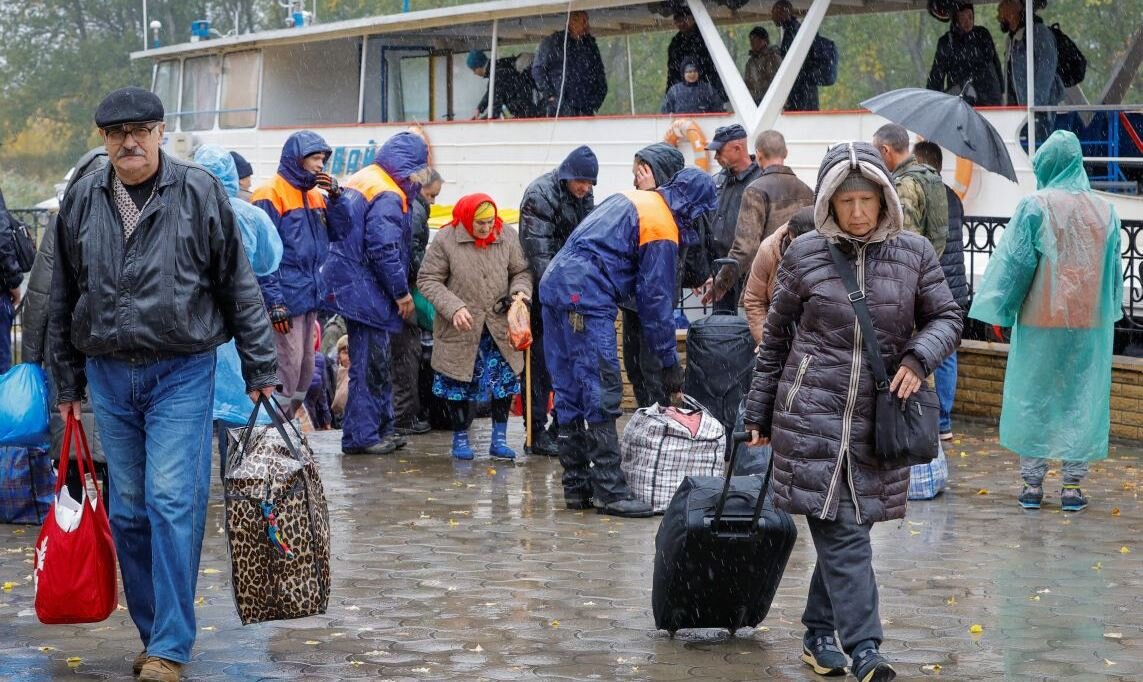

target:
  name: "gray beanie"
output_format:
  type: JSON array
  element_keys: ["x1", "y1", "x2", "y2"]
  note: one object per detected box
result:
[{"x1": 835, "y1": 171, "x2": 880, "y2": 195}]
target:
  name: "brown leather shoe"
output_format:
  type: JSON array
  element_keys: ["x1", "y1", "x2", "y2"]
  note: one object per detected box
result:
[
  {"x1": 132, "y1": 650, "x2": 148, "y2": 676},
  {"x1": 137, "y1": 657, "x2": 182, "y2": 682}
]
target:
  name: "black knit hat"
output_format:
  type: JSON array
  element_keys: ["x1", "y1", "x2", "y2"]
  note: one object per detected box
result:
[
  {"x1": 230, "y1": 151, "x2": 253, "y2": 179},
  {"x1": 94, "y1": 87, "x2": 164, "y2": 128}
]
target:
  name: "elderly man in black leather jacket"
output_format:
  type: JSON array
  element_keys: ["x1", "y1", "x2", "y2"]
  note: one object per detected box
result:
[
  {"x1": 49, "y1": 88, "x2": 277, "y2": 682},
  {"x1": 518, "y1": 146, "x2": 596, "y2": 456}
]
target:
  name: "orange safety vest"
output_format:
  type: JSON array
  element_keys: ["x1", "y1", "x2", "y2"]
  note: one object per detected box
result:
[
  {"x1": 621, "y1": 190, "x2": 679, "y2": 247},
  {"x1": 250, "y1": 175, "x2": 327, "y2": 215},
  {"x1": 345, "y1": 164, "x2": 408, "y2": 212}
]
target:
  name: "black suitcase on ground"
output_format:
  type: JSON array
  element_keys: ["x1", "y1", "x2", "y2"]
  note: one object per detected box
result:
[
  {"x1": 652, "y1": 433, "x2": 797, "y2": 636},
  {"x1": 683, "y1": 311, "x2": 755, "y2": 436}
]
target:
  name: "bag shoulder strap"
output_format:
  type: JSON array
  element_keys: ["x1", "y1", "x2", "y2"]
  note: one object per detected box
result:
[{"x1": 826, "y1": 242, "x2": 890, "y2": 389}]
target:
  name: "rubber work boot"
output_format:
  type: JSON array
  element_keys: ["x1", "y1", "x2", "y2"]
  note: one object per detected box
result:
[
  {"x1": 587, "y1": 420, "x2": 652, "y2": 518},
  {"x1": 342, "y1": 441, "x2": 396, "y2": 456},
  {"x1": 558, "y1": 424, "x2": 593, "y2": 509},
  {"x1": 450, "y1": 431, "x2": 474, "y2": 460},
  {"x1": 800, "y1": 631, "x2": 847, "y2": 676},
  {"x1": 1018, "y1": 484, "x2": 1043, "y2": 510},
  {"x1": 851, "y1": 647, "x2": 896, "y2": 682},
  {"x1": 137, "y1": 657, "x2": 183, "y2": 682},
  {"x1": 1060, "y1": 485, "x2": 1088, "y2": 512},
  {"x1": 528, "y1": 427, "x2": 561, "y2": 457},
  {"x1": 489, "y1": 421, "x2": 516, "y2": 460}
]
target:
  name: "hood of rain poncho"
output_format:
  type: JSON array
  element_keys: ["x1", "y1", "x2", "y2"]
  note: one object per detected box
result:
[
  {"x1": 813, "y1": 141, "x2": 903, "y2": 244},
  {"x1": 635, "y1": 143, "x2": 685, "y2": 188},
  {"x1": 1033, "y1": 130, "x2": 1091, "y2": 193},
  {"x1": 373, "y1": 132, "x2": 429, "y2": 196},
  {"x1": 655, "y1": 167, "x2": 718, "y2": 227},
  {"x1": 277, "y1": 130, "x2": 331, "y2": 191},
  {"x1": 195, "y1": 144, "x2": 283, "y2": 277},
  {"x1": 968, "y1": 128, "x2": 1122, "y2": 462}
]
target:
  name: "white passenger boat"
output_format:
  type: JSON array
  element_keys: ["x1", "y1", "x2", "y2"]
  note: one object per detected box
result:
[{"x1": 133, "y1": 0, "x2": 1141, "y2": 222}]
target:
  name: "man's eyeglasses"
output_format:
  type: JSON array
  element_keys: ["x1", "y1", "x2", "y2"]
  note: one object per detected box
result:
[{"x1": 102, "y1": 122, "x2": 161, "y2": 145}]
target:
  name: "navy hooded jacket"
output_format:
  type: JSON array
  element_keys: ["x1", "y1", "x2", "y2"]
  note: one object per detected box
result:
[
  {"x1": 322, "y1": 132, "x2": 428, "y2": 331},
  {"x1": 252, "y1": 131, "x2": 336, "y2": 316},
  {"x1": 539, "y1": 168, "x2": 717, "y2": 367}
]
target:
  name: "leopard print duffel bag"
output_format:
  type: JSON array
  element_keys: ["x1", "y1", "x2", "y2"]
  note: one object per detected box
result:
[{"x1": 223, "y1": 398, "x2": 331, "y2": 625}]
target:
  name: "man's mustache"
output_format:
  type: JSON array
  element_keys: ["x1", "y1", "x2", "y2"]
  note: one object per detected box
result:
[{"x1": 117, "y1": 149, "x2": 147, "y2": 159}]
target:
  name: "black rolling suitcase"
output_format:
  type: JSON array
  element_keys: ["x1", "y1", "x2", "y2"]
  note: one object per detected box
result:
[{"x1": 652, "y1": 432, "x2": 796, "y2": 636}]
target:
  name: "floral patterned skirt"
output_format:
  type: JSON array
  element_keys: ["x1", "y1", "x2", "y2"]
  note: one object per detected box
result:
[{"x1": 432, "y1": 329, "x2": 520, "y2": 402}]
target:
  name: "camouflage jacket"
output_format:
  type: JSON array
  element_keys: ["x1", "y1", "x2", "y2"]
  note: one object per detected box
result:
[{"x1": 893, "y1": 156, "x2": 948, "y2": 257}]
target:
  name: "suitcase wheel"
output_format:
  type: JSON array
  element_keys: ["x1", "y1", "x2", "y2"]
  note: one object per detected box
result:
[{"x1": 667, "y1": 629, "x2": 677, "y2": 638}]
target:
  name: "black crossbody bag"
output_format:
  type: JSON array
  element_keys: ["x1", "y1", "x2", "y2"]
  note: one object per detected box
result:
[{"x1": 828, "y1": 242, "x2": 939, "y2": 470}]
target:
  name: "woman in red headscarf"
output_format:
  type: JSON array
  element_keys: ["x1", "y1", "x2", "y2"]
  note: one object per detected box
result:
[{"x1": 417, "y1": 194, "x2": 533, "y2": 460}]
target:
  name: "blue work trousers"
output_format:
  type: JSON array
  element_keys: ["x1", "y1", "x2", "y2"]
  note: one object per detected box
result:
[
  {"x1": 541, "y1": 307, "x2": 623, "y2": 427},
  {"x1": 342, "y1": 319, "x2": 394, "y2": 449},
  {"x1": 85, "y1": 351, "x2": 216, "y2": 664},
  {"x1": 934, "y1": 352, "x2": 958, "y2": 433}
]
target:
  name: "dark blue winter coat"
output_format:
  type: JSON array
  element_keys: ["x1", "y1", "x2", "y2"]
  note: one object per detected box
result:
[
  {"x1": 321, "y1": 132, "x2": 428, "y2": 332},
  {"x1": 539, "y1": 168, "x2": 717, "y2": 368},
  {"x1": 252, "y1": 131, "x2": 335, "y2": 316}
]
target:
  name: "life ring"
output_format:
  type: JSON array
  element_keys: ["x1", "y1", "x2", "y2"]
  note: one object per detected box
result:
[
  {"x1": 664, "y1": 118, "x2": 711, "y2": 172},
  {"x1": 406, "y1": 124, "x2": 433, "y2": 167},
  {"x1": 951, "y1": 155, "x2": 974, "y2": 200}
]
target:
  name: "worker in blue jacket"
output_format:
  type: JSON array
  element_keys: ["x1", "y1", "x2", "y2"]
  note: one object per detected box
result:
[
  {"x1": 252, "y1": 130, "x2": 342, "y2": 416},
  {"x1": 539, "y1": 167, "x2": 717, "y2": 517},
  {"x1": 322, "y1": 132, "x2": 429, "y2": 456}
]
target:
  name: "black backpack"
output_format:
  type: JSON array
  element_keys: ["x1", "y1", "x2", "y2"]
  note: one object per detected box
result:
[
  {"x1": 804, "y1": 35, "x2": 839, "y2": 87},
  {"x1": 2, "y1": 214, "x2": 36, "y2": 273},
  {"x1": 1050, "y1": 22, "x2": 1086, "y2": 88}
]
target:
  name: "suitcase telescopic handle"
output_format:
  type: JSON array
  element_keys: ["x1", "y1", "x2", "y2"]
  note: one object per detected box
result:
[{"x1": 713, "y1": 432, "x2": 775, "y2": 536}]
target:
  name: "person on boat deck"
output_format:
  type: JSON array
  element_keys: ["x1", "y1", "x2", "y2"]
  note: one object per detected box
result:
[
  {"x1": 665, "y1": 9, "x2": 725, "y2": 101},
  {"x1": 660, "y1": 59, "x2": 725, "y2": 115},
  {"x1": 417, "y1": 195, "x2": 532, "y2": 460},
  {"x1": 518, "y1": 146, "x2": 597, "y2": 457},
  {"x1": 969, "y1": 131, "x2": 1122, "y2": 514},
  {"x1": 771, "y1": 0, "x2": 820, "y2": 111},
  {"x1": 466, "y1": 49, "x2": 541, "y2": 119},
  {"x1": 539, "y1": 167, "x2": 717, "y2": 518},
  {"x1": 925, "y1": 2, "x2": 1004, "y2": 105},
  {"x1": 745, "y1": 26, "x2": 783, "y2": 104},
  {"x1": 532, "y1": 11, "x2": 607, "y2": 117},
  {"x1": 997, "y1": 0, "x2": 1064, "y2": 107},
  {"x1": 251, "y1": 131, "x2": 343, "y2": 418},
  {"x1": 322, "y1": 132, "x2": 429, "y2": 456}
]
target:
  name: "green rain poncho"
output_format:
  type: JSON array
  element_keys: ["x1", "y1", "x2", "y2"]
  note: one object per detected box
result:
[{"x1": 969, "y1": 131, "x2": 1123, "y2": 462}]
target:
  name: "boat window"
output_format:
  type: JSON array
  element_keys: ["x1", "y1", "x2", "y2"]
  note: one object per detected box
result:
[
  {"x1": 180, "y1": 55, "x2": 220, "y2": 131},
  {"x1": 152, "y1": 60, "x2": 181, "y2": 128},
  {"x1": 261, "y1": 39, "x2": 360, "y2": 127},
  {"x1": 220, "y1": 51, "x2": 261, "y2": 129}
]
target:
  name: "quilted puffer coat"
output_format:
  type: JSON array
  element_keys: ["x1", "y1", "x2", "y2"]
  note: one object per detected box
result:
[{"x1": 744, "y1": 142, "x2": 963, "y2": 524}]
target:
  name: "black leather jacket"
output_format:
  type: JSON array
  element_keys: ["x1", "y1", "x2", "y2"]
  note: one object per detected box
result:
[
  {"x1": 518, "y1": 169, "x2": 594, "y2": 282},
  {"x1": 49, "y1": 152, "x2": 278, "y2": 403}
]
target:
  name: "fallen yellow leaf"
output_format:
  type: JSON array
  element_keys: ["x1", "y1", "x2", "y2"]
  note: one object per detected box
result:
[
  {"x1": 448, "y1": 518, "x2": 459, "y2": 527},
  {"x1": 304, "y1": 640, "x2": 320, "y2": 645},
  {"x1": 969, "y1": 624, "x2": 983, "y2": 634},
  {"x1": 1105, "y1": 659, "x2": 1117, "y2": 666},
  {"x1": 921, "y1": 664, "x2": 942, "y2": 672},
  {"x1": 194, "y1": 597, "x2": 206, "y2": 606},
  {"x1": 66, "y1": 657, "x2": 82, "y2": 667},
  {"x1": 1120, "y1": 546, "x2": 1131, "y2": 554},
  {"x1": 1, "y1": 582, "x2": 15, "y2": 591},
  {"x1": 550, "y1": 620, "x2": 559, "y2": 628},
  {"x1": 201, "y1": 568, "x2": 221, "y2": 575},
  {"x1": 1104, "y1": 632, "x2": 1123, "y2": 639},
  {"x1": 946, "y1": 596, "x2": 957, "y2": 606},
  {"x1": 1111, "y1": 507, "x2": 1121, "y2": 516},
  {"x1": 1092, "y1": 562, "x2": 1103, "y2": 571},
  {"x1": 38, "y1": 646, "x2": 56, "y2": 652},
  {"x1": 486, "y1": 467, "x2": 497, "y2": 476},
  {"x1": 977, "y1": 489, "x2": 989, "y2": 495}
]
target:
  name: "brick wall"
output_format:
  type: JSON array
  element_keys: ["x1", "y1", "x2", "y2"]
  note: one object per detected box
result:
[{"x1": 956, "y1": 340, "x2": 1143, "y2": 441}]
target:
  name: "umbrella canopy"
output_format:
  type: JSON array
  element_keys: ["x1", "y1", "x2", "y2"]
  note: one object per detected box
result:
[{"x1": 861, "y1": 88, "x2": 1017, "y2": 182}]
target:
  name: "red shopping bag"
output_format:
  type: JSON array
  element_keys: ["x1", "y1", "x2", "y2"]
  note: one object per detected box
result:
[{"x1": 34, "y1": 414, "x2": 118, "y2": 624}]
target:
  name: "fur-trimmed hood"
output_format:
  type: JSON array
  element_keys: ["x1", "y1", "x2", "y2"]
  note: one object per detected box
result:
[{"x1": 813, "y1": 141, "x2": 903, "y2": 244}]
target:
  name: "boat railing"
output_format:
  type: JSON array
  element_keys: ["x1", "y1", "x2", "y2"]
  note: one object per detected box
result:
[{"x1": 1027, "y1": 104, "x2": 1143, "y2": 194}]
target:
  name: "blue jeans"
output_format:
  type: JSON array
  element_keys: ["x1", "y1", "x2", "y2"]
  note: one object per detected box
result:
[
  {"x1": 86, "y1": 351, "x2": 216, "y2": 664},
  {"x1": 0, "y1": 296, "x2": 12, "y2": 372},
  {"x1": 934, "y1": 352, "x2": 957, "y2": 434}
]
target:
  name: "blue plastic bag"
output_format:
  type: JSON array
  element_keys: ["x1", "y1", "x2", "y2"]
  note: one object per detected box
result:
[
  {"x1": 0, "y1": 364, "x2": 51, "y2": 449},
  {"x1": 214, "y1": 341, "x2": 271, "y2": 426}
]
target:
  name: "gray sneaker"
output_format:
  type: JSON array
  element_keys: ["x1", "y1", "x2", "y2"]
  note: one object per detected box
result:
[{"x1": 801, "y1": 632, "x2": 847, "y2": 676}]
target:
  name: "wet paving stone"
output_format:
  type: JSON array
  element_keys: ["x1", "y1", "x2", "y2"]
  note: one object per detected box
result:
[{"x1": 2, "y1": 420, "x2": 1142, "y2": 680}]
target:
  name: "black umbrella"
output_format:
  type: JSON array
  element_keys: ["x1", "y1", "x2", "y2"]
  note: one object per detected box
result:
[{"x1": 861, "y1": 87, "x2": 1017, "y2": 182}]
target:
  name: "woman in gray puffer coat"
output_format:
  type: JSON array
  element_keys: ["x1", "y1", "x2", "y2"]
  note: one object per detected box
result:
[{"x1": 744, "y1": 141, "x2": 962, "y2": 682}]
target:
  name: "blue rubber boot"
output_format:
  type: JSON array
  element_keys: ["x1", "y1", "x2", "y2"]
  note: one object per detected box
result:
[
  {"x1": 488, "y1": 422, "x2": 517, "y2": 460},
  {"x1": 451, "y1": 431, "x2": 474, "y2": 460}
]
